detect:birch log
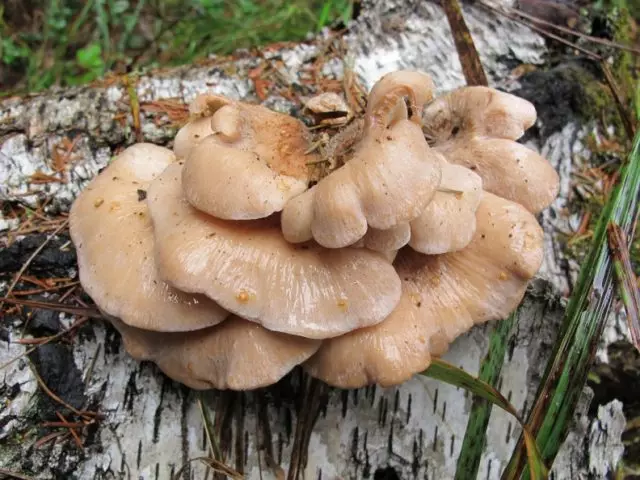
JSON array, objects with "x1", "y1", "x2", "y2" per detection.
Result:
[{"x1": 0, "y1": 0, "x2": 627, "y2": 478}]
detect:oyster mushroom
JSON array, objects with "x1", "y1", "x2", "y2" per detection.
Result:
[
  {"x1": 281, "y1": 70, "x2": 442, "y2": 249},
  {"x1": 109, "y1": 316, "x2": 320, "y2": 390},
  {"x1": 303, "y1": 192, "x2": 544, "y2": 388},
  {"x1": 69, "y1": 143, "x2": 229, "y2": 332},
  {"x1": 176, "y1": 93, "x2": 316, "y2": 220},
  {"x1": 173, "y1": 94, "x2": 232, "y2": 159},
  {"x1": 409, "y1": 158, "x2": 483, "y2": 254},
  {"x1": 422, "y1": 86, "x2": 559, "y2": 213},
  {"x1": 147, "y1": 162, "x2": 402, "y2": 340}
]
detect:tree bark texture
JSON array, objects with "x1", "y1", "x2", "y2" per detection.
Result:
[{"x1": 0, "y1": 0, "x2": 627, "y2": 479}]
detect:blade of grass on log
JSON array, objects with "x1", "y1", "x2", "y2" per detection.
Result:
[
  {"x1": 455, "y1": 312, "x2": 517, "y2": 479},
  {"x1": 503, "y1": 130, "x2": 640, "y2": 480},
  {"x1": 607, "y1": 222, "x2": 640, "y2": 352},
  {"x1": 422, "y1": 359, "x2": 548, "y2": 480}
]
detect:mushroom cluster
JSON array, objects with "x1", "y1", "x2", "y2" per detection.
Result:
[{"x1": 70, "y1": 70, "x2": 559, "y2": 390}]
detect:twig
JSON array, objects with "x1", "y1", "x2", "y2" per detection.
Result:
[
  {"x1": 0, "y1": 219, "x2": 69, "y2": 313},
  {"x1": 441, "y1": 0, "x2": 488, "y2": 86},
  {"x1": 198, "y1": 394, "x2": 222, "y2": 460},
  {"x1": 505, "y1": 4, "x2": 640, "y2": 55},
  {"x1": 0, "y1": 316, "x2": 90, "y2": 371},
  {"x1": 29, "y1": 363, "x2": 99, "y2": 420},
  {"x1": 42, "y1": 421, "x2": 88, "y2": 428},
  {"x1": 0, "y1": 298, "x2": 102, "y2": 318},
  {"x1": 11, "y1": 281, "x2": 80, "y2": 297},
  {"x1": 56, "y1": 411, "x2": 84, "y2": 449},
  {"x1": 34, "y1": 430, "x2": 69, "y2": 448},
  {"x1": 607, "y1": 222, "x2": 640, "y2": 352},
  {"x1": 83, "y1": 343, "x2": 102, "y2": 384}
]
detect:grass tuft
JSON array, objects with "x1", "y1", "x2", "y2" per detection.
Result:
[{"x1": 0, "y1": 0, "x2": 354, "y2": 95}]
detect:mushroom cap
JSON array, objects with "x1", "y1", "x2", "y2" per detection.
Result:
[
  {"x1": 147, "y1": 162, "x2": 402, "y2": 339},
  {"x1": 434, "y1": 137, "x2": 559, "y2": 214},
  {"x1": 409, "y1": 160, "x2": 483, "y2": 254},
  {"x1": 281, "y1": 78, "x2": 442, "y2": 249},
  {"x1": 69, "y1": 143, "x2": 229, "y2": 332},
  {"x1": 173, "y1": 117, "x2": 216, "y2": 159},
  {"x1": 181, "y1": 98, "x2": 315, "y2": 220},
  {"x1": 182, "y1": 137, "x2": 308, "y2": 220},
  {"x1": 365, "y1": 70, "x2": 436, "y2": 131},
  {"x1": 280, "y1": 185, "x2": 315, "y2": 243},
  {"x1": 303, "y1": 192, "x2": 544, "y2": 388},
  {"x1": 173, "y1": 94, "x2": 234, "y2": 159},
  {"x1": 109, "y1": 316, "x2": 320, "y2": 390},
  {"x1": 422, "y1": 86, "x2": 559, "y2": 213},
  {"x1": 362, "y1": 224, "x2": 411, "y2": 252},
  {"x1": 422, "y1": 86, "x2": 536, "y2": 142}
]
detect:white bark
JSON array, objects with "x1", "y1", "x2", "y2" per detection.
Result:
[{"x1": 0, "y1": 0, "x2": 626, "y2": 478}]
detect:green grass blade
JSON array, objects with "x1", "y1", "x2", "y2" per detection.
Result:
[
  {"x1": 504, "y1": 129, "x2": 640, "y2": 479},
  {"x1": 455, "y1": 312, "x2": 517, "y2": 479},
  {"x1": 422, "y1": 359, "x2": 548, "y2": 480},
  {"x1": 608, "y1": 221, "x2": 640, "y2": 351},
  {"x1": 117, "y1": 0, "x2": 146, "y2": 55},
  {"x1": 316, "y1": 0, "x2": 334, "y2": 30}
]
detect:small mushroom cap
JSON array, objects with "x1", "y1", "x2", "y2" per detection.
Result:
[
  {"x1": 173, "y1": 94, "x2": 234, "y2": 159},
  {"x1": 69, "y1": 143, "x2": 229, "y2": 332},
  {"x1": 173, "y1": 117, "x2": 216, "y2": 159},
  {"x1": 434, "y1": 137, "x2": 559, "y2": 214},
  {"x1": 304, "y1": 192, "x2": 544, "y2": 388},
  {"x1": 109, "y1": 316, "x2": 320, "y2": 390},
  {"x1": 422, "y1": 86, "x2": 559, "y2": 213},
  {"x1": 409, "y1": 160, "x2": 483, "y2": 254},
  {"x1": 147, "y1": 163, "x2": 402, "y2": 339},
  {"x1": 181, "y1": 99, "x2": 315, "y2": 220},
  {"x1": 182, "y1": 137, "x2": 308, "y2": 220},
  {"x1": 366, "y1": 70, "x2": 436, "y2": 130},
  {"x1": 422, "y1": 86, "x2": 537, "y2": 142},
  {"x1": 280, "y1": 185, "x2": 315, "y2": 243},
  {"x1": 362, "y1": 224, "x2": 411, "y2": 252}
]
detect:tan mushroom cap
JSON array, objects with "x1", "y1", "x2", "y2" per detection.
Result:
[
  {"x1": 434, "y1": 137, "x2": 559, "y2": 214},
  {"x1": 182, "y1": 137, "x2": 309, "y2": 220},
  {"x1": 108, "y1": 316, "x2": 320, "y2": 390},
  {"x1": 281, "y1": 70, "x2": 442, "y2": 249},
  {"x1": 180, "y1": 94, "x2": 315, "y2": 220},
  {"x1": 174, "y1": 117, "x2": 216, "y2": 159},
  {"x1": 422, "y1": 86, "x2": 559, "y2": 213},
  {"x1": 362, "y1": 224, "x2": 411, "y2": 252},
  {"x1": 173, "y1": 94, "x2": 233, "y2": 159},
  {"x1": 304, "y1": 192, "x2": 544, "y2": 388},
  {"x1": 409, "y1": 160, "x2": 483, "y2": 254},
  {"x1": 69, "y1": 143, "x2": 229, "y2": 332},
  {"x1": 422, "y1": 86, "x2": 537, "y2": 142},
  {"x1": 147, "y1": 162, "x2": 402, "y2": 339},
  {"x1": 365, "y1": 70, "x2": 436, "y2": 131}
]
